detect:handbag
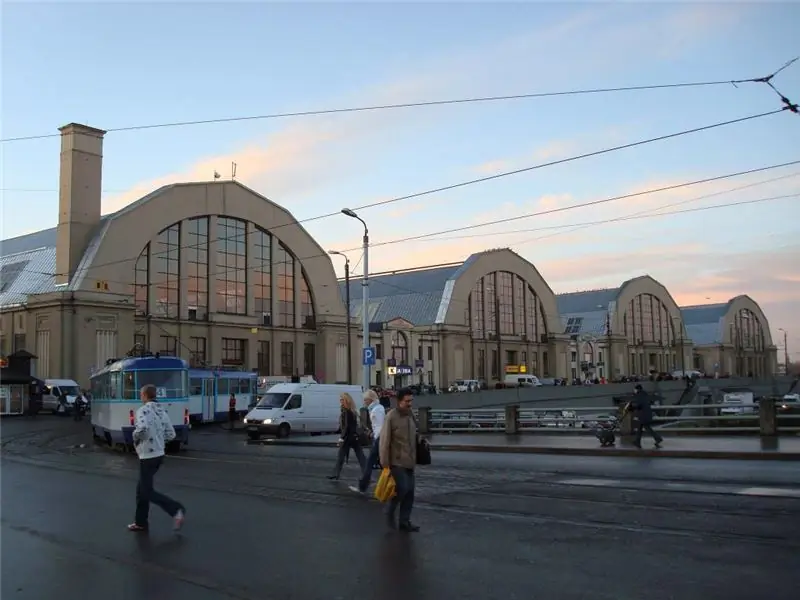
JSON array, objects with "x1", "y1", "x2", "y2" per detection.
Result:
[
  {"x1": 416, "y1": 436, "x2": 432, "y2": 466},
  {"x1": 374, "y1": 467, "x2": 396, "y2": 502}
]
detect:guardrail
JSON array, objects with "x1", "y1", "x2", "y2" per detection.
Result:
[{"x1": 415, "y1": 400, "x2": 800, "y2": 435}]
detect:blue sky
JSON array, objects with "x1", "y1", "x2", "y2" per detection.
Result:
[{"x1": 1, "y1": 1, "x2": 799, "y2": 358}]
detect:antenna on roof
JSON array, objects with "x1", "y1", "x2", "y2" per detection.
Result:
[{"x1": 231, "y1": 162, "x2": 237, "y2": 180}]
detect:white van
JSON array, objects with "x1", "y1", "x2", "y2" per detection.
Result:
[
  {"x1": 243, "y1": 382, "x2": 363, "y2": 440},
  {"x1": 503, "y1": 374, "x2": 542, "y2": 388},
  {"x1": 42, "y1": 379, "x2": 82, "y2": 414}
]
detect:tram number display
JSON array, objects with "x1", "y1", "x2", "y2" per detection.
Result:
[{"x1": 156, "y1": 387, "x2": 167, "y2": 399}]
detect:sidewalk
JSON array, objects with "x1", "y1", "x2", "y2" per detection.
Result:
[{"x1": 252, "y1": 433, "x2": 800, "y2": 460}]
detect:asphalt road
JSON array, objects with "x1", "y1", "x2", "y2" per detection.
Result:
[{"x1": 2, "y1": 417, "x2": 798, "y2": 599}]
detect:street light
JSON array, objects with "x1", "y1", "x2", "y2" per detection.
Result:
[
  {"x1": 778, "y1": 328, "x2": 789, "y2": 374},
  {"x1": 329, "y1": 251, "x2": 352, "y2": 384},
  {"x1": 341, "y1": 208, "x2": 370, "y2": 390}
]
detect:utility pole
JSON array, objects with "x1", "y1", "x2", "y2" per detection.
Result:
[
  {"x1": 606, "y1": 311, "x2": 613, "y2": 380},
  {"x1": 495, "y1": 295, "x2": 502, "y2": 381},
  {"x1": 329, "y1": 251, "x2": 353, "y2": 384}
]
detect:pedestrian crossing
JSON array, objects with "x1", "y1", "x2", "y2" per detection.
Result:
[{"x1": 552, "y1": 477, "x2": 800, "y2": 499}]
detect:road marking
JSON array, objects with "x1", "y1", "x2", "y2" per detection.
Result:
[
  {"x1": 738, "y1": 487, "x2": 800, "y2": 499},
  {"x1": 557, "y1": 478, "x2": 620, "y2": 487}
]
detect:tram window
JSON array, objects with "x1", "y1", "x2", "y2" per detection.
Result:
[
  {"x1": 135, "y1": 370, "x2": 185, "y2": 399},
  {"x1": 123, "y1": 372, "x2": 137, "y2": 399},
  {"x1": 109, "y1": 373, "x2": 122, "y2": 399},
  {"x1": 189, "y1": 379, "x2": 202, "y2": 395},
  {"x1": 285, "y1": 395, "x2": 302, "y2": 410},
  {"x1": 217, "y1": 379, "x2": 229, "y2": 395}
]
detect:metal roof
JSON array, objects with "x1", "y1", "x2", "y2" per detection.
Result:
[
  {"x1": 0, "y1": 247, "x2": 58, "y2": 307},
  {"x1": 555, "y1": 288, "x2": 620, "y2": 315},
  {"x1": 680, "y1": 304, "x2": 729, "y2": 345},
  {"x1": 341, "y1": 263, "x2": 461, "y2": 325}
]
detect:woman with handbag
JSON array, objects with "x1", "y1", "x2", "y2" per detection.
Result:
[{"x1": 328, "y1": 393, "x2": 366, "y2": 480}]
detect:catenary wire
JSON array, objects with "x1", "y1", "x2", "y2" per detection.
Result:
[
  {"x1": 411, "y1": 170, "x2": 800, "y2": 243},
  {"x1": 25, "y1": 160, "x2": 800, "y2": 285},
  {"x1": 0, "y1": 75, "x2": 776, "y2": 144},
  {"x1": 25, "y1": 109, "x2": 795, "y2": 281},
  {"x1": 337, "y1": 157, "x2": 800, "y2": 253}
]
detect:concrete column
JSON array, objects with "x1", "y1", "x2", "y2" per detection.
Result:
[
  {"x1": 417, "y1": 406, "x2": 431, "y2": 434},
  {"x1": 207, "y1": 216, "x2": 218, "y2": 314},
  {"x1": 146, "y1": 242, "x2": 158, "y2": 316},
  {"x1": 504, "y1": 404, "x2": 519, "y2": 434},
  {"x1": 759, "y1": 397, "x2": 777, "y2": 436}
]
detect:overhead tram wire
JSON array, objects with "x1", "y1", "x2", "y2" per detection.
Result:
[
  {"x1": 346, "y1": 157, "x2": 800, "y2": 254},
  {"x1": 412, "y1": 170, "x2": 800, "y2": 243},
  {"x1": 31, "y1": 191, "x2": 798, "y2": 298},
  {"x1": 29, "y1": 157, "x2": 800, "y2": 287},
  {"x1": 0, "y1": 74, "x2": 779, "y2": 144}
]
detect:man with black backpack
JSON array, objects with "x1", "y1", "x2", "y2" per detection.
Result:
[{"x1": 350, "y1": 389, "x2": 385, "y2": 494}]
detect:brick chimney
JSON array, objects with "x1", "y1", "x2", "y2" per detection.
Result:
[{"x1": 55, "y1": 123, "x2": 106, "y2": 286}]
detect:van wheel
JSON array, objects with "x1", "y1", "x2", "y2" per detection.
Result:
[{"x1": 277, "y1": 424, "x2": 291, "y2": 439}]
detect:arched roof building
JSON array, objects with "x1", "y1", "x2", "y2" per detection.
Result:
[
  {"x1": 0, "y1": 123, "x2": 349, "y2": 384},
  {"x1": 680, "y1": 295, "x2": 776, "y2": 377},
  {"x1": 555, "y1": 275, "x2": 690, "y2": 379}
]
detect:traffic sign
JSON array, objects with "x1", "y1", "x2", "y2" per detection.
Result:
[{"x1": 362, "y1": 347, "x2": 376, "y2": 366}]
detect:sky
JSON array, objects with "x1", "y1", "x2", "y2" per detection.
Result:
[{"x1": 1, "y1": 1, "x2": 798, "y2": 359}]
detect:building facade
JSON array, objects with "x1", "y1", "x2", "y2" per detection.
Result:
[
  {"x1": 0, "y1": 123, "x2": 351, "y2": 385},
  {"x1": 681, "y1": 297, "x2": 776, "y2": 377},
  {"x1": 0, "y1": 122, "x2": 779, "y2": 388}
]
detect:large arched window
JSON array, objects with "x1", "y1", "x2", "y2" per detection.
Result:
[
  {"x1": 468, "y1": 271, "x2": 547, "y2": 340},
  {"x1": 131, "y1": 215, "x2": 316, "y2": 329},
  {"x1": 133, "y1": 245, "x2": 149, "y2": 316},
  {"x1": 155, "y1": 223, "x2": 180, "y2": 318},
  {"x1": 731, "y1": 308, "x2": 765, "y2": 351},
  {"x1": 622, "y1": 293, "x2": 676, "y2": 346},
  {"x1": 186, "y1": 217, "x2": 209, "y2": 319},
  {"x1": 217, "y1": 217, "x2": 247, "y2": 315},
  {"x1": 253, "y1": 228, "x2": 271, "y2": 323}
]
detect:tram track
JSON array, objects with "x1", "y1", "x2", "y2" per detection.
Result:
[{"x1": 4, "y1": 447, "x2": 798, "y2": 548}]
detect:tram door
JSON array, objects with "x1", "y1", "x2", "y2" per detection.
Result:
[{"x1": 201, "y1": 379, "x2": 216, "y2": 422}]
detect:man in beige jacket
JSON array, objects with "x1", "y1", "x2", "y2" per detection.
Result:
[{"x1": 378, "y1": 388, "x2": 419, "y2": 532}]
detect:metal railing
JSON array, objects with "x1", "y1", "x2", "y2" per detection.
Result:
[{"x1": 416, "y1": 403, "x2": 800, "y2": 434}]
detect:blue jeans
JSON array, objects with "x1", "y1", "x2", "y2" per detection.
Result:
[
  {"x1": 358, "y1": 438, "x2": 381, "y2": 491},
  {"x1": 388, "y1": 466, "x2": 415, "y2": 525},
  {"x1": 135, "y1": 456, "x2": 184, "y2": 527}
]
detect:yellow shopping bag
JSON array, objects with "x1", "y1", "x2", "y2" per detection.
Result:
[{"x1": 374, "y1": 467, "x2": 396, "y2": 502}]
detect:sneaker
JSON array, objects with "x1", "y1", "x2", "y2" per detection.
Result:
[
  {"x1": 127, "y1": 523, "x2": 147, "y2": 532},
  {"x1": 349, "y1": 485, "x2": 365, "y2": 495},
  {"x1": 173, "y1": 509, "x2": 185, "y2": 531}
]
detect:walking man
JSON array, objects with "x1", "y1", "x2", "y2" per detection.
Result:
[
  {"x1": 127, "y1": 384, "x2": 186, "y2": 532},
  {"x1": 379, "y1": 388, "x2": 419, "y2": 532},
  {"x1": 350, "y1": 389, "x2": 385, "y2": 495},
  {"x1": 629, "y1": 384, "x2": 664, "y2": 449}
]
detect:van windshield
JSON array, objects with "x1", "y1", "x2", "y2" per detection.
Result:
[
  {"x1": 256, "y1": 393, "x2": 290, "y2": 408},
  {"x1": 59, "y1": 385, "x2": 80, "y2": 396}
]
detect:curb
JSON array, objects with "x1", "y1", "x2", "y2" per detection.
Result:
[{"x1": 249, "y1": 439, "x2": 800, "y2": 461}]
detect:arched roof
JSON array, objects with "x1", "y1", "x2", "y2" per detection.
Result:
[
  {"x1": 341, "y1": 248, "x2": 561, "y2": 332},
  {"x1": 69, "y1": 180, "x2": 346, "y2": 318},
  {"x1": 680, "y1": 294, "x2": 774, "y2": 346},
  {"x1": 556, "y1": 275, "x2": 685, "y2": 337}
]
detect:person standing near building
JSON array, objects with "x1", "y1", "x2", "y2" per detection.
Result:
[
  {"x1": 350, "y1": 389, "x2": 385, "y2": 494},
  {"x1": 379, "y1": 388, "x2": 419, "y2": 532},
  {"x1": 629, "y1": 384, "x2": 664, "y2": 449},
  {"x1": 127, "y1": 384, "x2": 186, "y2": 533},
  {"x1": 228, "y1": 392, "x2": 237, "y2": 431}
]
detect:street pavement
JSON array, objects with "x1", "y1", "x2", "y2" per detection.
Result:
[{"x1": 2, "y1": 417, "x2": 799, "y2": 599}]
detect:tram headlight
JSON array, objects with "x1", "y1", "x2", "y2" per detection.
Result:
[{"x1": 262, "y1": 419, "x2": 272, "y2": 424}]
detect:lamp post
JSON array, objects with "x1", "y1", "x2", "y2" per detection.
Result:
[
  {"x1": 778, "y1": 328, "x2": 789, "y2": 374},
  {"x1": 329, "y1": 251, "x2": 352, "y2": 384},
  {"x1": 341, "y1": 208, "x2": 370, "y2": 390}
]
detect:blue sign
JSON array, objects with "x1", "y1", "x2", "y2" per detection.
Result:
[
  {"x1": 362, "y1": 347, "x2": 376, "y2": 366},
  {"x1": 395, "y1": 365, "x2": 413, "y2": 376}
]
